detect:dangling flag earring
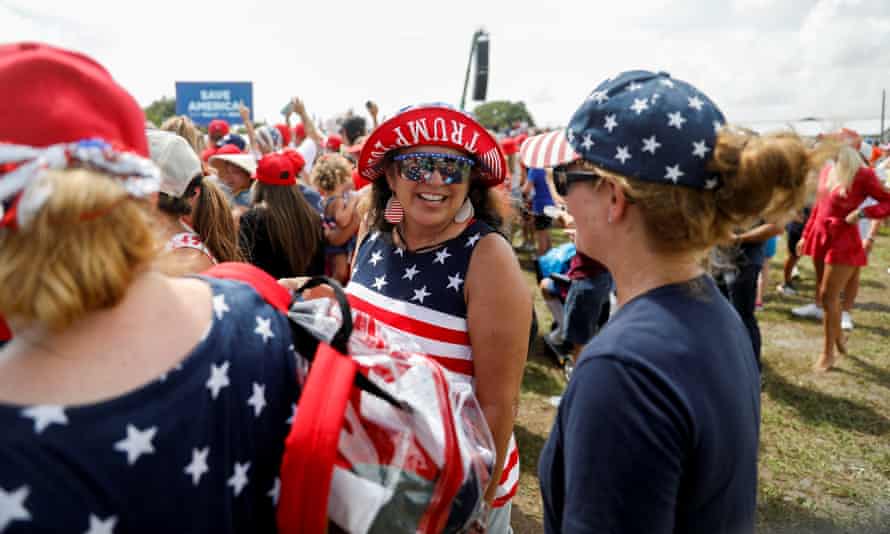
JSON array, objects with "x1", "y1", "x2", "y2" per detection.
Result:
[
  {"x1": 453, "y1": 197, "x2": 474, "y2": 223},
  {"x1": 384, "y1": 196, "x2": 404, "y2": 224}
]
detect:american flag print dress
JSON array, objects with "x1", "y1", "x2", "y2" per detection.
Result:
[
  {"x1": 346, "y1": 220, "x2": 521, "y2": 508},
  {"x1": 0, "y1": 278, "x2": 301, "y2": 533}
]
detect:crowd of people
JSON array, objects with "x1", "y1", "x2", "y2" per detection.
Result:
[{"x1": 1, "y1": 41, "x2": 890, "y2": 534}]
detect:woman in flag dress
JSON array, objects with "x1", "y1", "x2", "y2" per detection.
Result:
[{"x1": 347, "y1": 104, "x2": 532, "y2": 533}]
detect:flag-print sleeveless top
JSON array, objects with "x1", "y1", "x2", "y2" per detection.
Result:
[
  {"x1": 346, "y1": 219, "x2": 520, "y2": 508},
  {"x1": 166, "y1": 220, "x2": 217, "y2": 264}
]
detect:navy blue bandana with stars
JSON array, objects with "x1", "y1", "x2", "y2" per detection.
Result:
[{"x1": 566, "y1": 70, "x2": 726, "y2": 190}]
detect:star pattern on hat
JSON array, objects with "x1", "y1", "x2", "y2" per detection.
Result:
[
  {"x1": 630, "y1": 98, "x2": 649, "y2": 115},
  {"x1": 184, "y1": 447, "x2": 210, "y2": 486},
  {"x1": 642, "y1": 135, "x2": 661, "y2": 155},
  {"x1": 692, "y1": 140, "x2": 711, "y2": 159},
  {"x1": 627, "y1": 81, "x2": 643, "y2": 91},
  {"x1": 588, "y1": 90, "x2": 609, "y2": 104},
  {"x1": 581, "y1": 134, "x2": 595, "y2": 151},
  {"x1": 21, "y1": 405, "x2": 68, "y2": 434},
  {"x1": 254, "y1": 316, "x2": 274, "y2": 343},
  {"x1": 688, "y1": 96, "x2": 705, "y2": 111},
  {"x1": 667, "y1": 111, "x2": 687, "y2": 130},
  {"x1": 659, "y1": 79, "x2": 675, "y2": 88},
  {"x1": 615, "y1": 146, "x2": 632, "y2": 164},
  {"x1": 665, "y1": 164, "x2": 685, "y2": 183},
  {"x1": 604, "y1": 115, "x2": 618, "y2": 133},
  {"x1": 114, "y1": 424, "x2": 157, "y2": 465}
]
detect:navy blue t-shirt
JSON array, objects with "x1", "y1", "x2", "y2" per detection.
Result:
[{"x1": 539, "y1": 275, "x2": 760, "y2": 534}]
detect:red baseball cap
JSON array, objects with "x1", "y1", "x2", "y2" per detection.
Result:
[
  {"x1": 255, "y1": 153, "x2": 296, "y2": 186},
  {"x1": 200, "y1": 145, "x2": 218, "y2": 162},
  {"x1": 358, "y1": 103, "x2": 506, "y2": 187},
  {"x1": 294, "y1": 123, "x2": 306, "y2": 139},
  {"x1": 282, "y1": 148, "x2": 306, "y2": 176},
  {"x1": 209, "y1": 119, "x2": 230, "y2": 137},
  {"x1": 0, "y1": 42, "x2": 148, "y2": 156},
  {"x1": 275, "y1": 123, "x2": 292, "y2": 147},
  {"x1": 214, "y1": 144, "x2": 242, "y2": 156},
  {"x1": 326, "y1": 133, "x2": 343, "y2": 152}
]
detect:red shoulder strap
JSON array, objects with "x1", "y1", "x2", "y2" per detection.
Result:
[
  {"x1": 202, "y1": 262, "x2": 291, "y2": 313},
  {"x1": 277, "y1": 342, "x2": 357, "y2": 534}
]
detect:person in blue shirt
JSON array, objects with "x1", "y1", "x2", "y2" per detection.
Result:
[{"x1": 538, "y1": 70, "x2": 824, "y2": 534}]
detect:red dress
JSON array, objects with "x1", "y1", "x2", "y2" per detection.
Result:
[{"x1": 802, "y1": 165, "x2": 890, "y2": 266}]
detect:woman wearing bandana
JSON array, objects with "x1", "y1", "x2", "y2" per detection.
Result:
[
  {"x1": 538, "y1": 71, "x2": 827, "y2": 534},
  {"x1": 0, "y1": 43, "x2": 300, "y2": 533},
  {"x1": 347, "y1": 104, "x2": 532, "y2": 532}
]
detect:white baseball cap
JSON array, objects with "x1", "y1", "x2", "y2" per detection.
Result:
[{"x1": 147, "y1": 129, "x2": 202, "y2": 197}]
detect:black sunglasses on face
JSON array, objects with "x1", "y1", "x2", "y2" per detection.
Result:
[{"x1": 553, "y1": 170, "x2": 604, "y2": 196}]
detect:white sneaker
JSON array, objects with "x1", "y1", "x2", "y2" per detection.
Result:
[
  {"x1": 791, "y1": 266, "x2": 801, "y2": 280},
  {"x1": 792, "y1": 303, "x2": 824, "y2": 320},
  {"x1": 776, "y1": 283, "x2": 798, "y2": 296},
  {"x1": 841, "y1": 311, "x2": 854, "y2": 331}
]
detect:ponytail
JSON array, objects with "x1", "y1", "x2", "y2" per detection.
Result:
[{"x1": 192, "y1": 178, "x2": 243, "y2": 262}]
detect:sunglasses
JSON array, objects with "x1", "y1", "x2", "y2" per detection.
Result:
[
  {"x1": 392, "y1": 152, "x2": 476, "y2": 185},
  {"x1": 553, "y1": 169, "x2": 604, "y2": 196}
]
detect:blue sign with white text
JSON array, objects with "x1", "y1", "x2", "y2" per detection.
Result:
[{"x1": 175, "y1": 82, "x2": 253, "y2": 127}]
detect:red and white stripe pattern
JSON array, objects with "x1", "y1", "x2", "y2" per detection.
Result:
[
  {"x1": 479, "y1": 147, "x2": 504, "y2": 181},
  {"x1": 519, "y1": 130, "x2": 579, "y2": 170},
  {"x1": 345, "y1": 279, "x2": 521, "y2": 507}
]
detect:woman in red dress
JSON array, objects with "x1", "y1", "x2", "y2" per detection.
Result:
[{"x1": 800, "y1": 145, "x2": 890, "y2": 371}]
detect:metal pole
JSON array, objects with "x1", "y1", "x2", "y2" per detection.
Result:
[
  {"x1": 460, "y1": 30, "x2": 482, "y2": 111},
  {"x1": 881, "y1": 89, "x2": 886, "y2": 144}
]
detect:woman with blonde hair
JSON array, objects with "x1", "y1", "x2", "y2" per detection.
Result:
[
  {"x1": 799, "y1": 144, "x2": 890, "y2": 371},
  {"x1": 160, "y1": 115, "x2": 205, "y2": 155},
  {"x1": 538, "y1": 71, "x2": 826, "y2": 534},
  {"x1": 0, "y1": 42, "x2": 300, "y2": 532},
  {"x1": 311, "y1": 154, "x2": 360, "y2": 283}
]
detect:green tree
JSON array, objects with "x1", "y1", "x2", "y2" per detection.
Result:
[
  {"x1": 143, "y1": 97, "x2": 176, "y2": 127},
  {"x1": 472, "y1": 100, "x2": 535, "y2": 132}
]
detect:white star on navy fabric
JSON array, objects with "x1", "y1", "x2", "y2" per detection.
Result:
[
  {"x1": 705, "y1": 178, "x2": 720, "y2": 190},
  {"x1": 665, "y1": 165, "x2": 685, "y2": 183},
  {"x1": 394, "y1": 247, "x2": 405, "y2": 257},
  {"x1": 372, "y1": 275, "x2": 388, "y2": 291},
  {"x1": 692, "y1": 140, "x2": 711, "y2": 159},
  {"x1": 588, "y1": 90, "x2": 608, "y2": 104},
  {"x1": 688, "y1": 95, "x2": 705, "y2": 111},
  {"x1": 433, "y1": 248, "x2": 451, "y2": 264},
  {"x1": 411, "y1": 286, "x2": 431, "y2": 304},
  {"x1": 228, "y1": 462, "x2": 251, "y2": 497},
  {"x1": 630, "y1": 97, "x2": 649, "y2": 115},
  {"x1": 465, "y1": 233, "x2": 482, "y2": 248},
  {"x1": 447, "y1": 273, "x2": 464, "y2": 292},
  {"x1": 667, "y1": 111, "x2": 687, "y2": 130},
  {"x1": 254, "y1": 316, "x2": 274, "y2": 343},
  {"x1": 206, "y1": 361, "x2": 231, "y2": 399},
  {"x1": 268, "y1": 478, "x2": 281, "y2": 505},
  {"x1": 615, "y1": 146, "x2": 632, "y2": 164},
  {"x1": 659, "y1": 79, "x2": 675, "y2": 88},
  {"x1": 627, "y1": 81, "x2": 643, "y2": 91},
  {"x1": 651, "y1": 93, "x2": 661, "y2": 102},
  {"x1": 286, "y1": 403, "x2": 296, "y2": 425},
  {"x1": 604, "y1": 114, "x2": 618, "y2": 133},
  {"x1": 212, "y1": 294, "x2": 230, "y2": 320},
  {"x1": 369, "y1": 250, "x2": 383, "y2": 266},
  {"x1": 403, "y1": 265, "x2": 420, "y2": 280},
  {"x1": 580, "y1": 134, "x2": 594, "y2": 151},
  {"x1": 247, "y1": 383, "x2": 267, "y2": 417},
  {"x1": 114, "y1": 424, "x2": 157, "y2": 465},
  {"x1": 713, "y1": 120, "x2": 724, "y2": 134},
  {"x1": 566, "y1": 128, "x2": 575, "y2": 142},
  {"x1": 368, "y1": 231, "x2": 380, "y2": 242},
  {"x1": 641, "y1": 135, "x2": 662, "y2": 155},
  {"x1": 21, "y1": 405, "x2": 68, "y2": 434},
  {"x1": 185, "y1": 447, "x2": 210, "y2": 486},
  {"x1": 84, "y1": 514, "x2": 117, "y2": 534},
  {"x1": 0, "y1": 485, "x2": 31, "y2": 532}
]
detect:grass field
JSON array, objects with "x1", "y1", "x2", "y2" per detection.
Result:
[{"x1": 508, "y1": 227, "x2": 890, "y2": 533}]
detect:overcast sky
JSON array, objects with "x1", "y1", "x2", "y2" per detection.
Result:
[{"x1": 3, "y1": 0, "x2": 889, "y2": 130}]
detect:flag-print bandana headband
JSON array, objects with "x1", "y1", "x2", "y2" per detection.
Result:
[{"x1": 0, "y1": 139, "x2": 160, "y2": 231}]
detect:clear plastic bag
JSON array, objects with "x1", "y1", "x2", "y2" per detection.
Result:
[{"x1": 287, "y1": 299, "x2": 495, "y2": 533}]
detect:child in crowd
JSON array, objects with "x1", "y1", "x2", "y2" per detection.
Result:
[{"x1": 311, "y1": 154, "x2": 360, "y2": 284}]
